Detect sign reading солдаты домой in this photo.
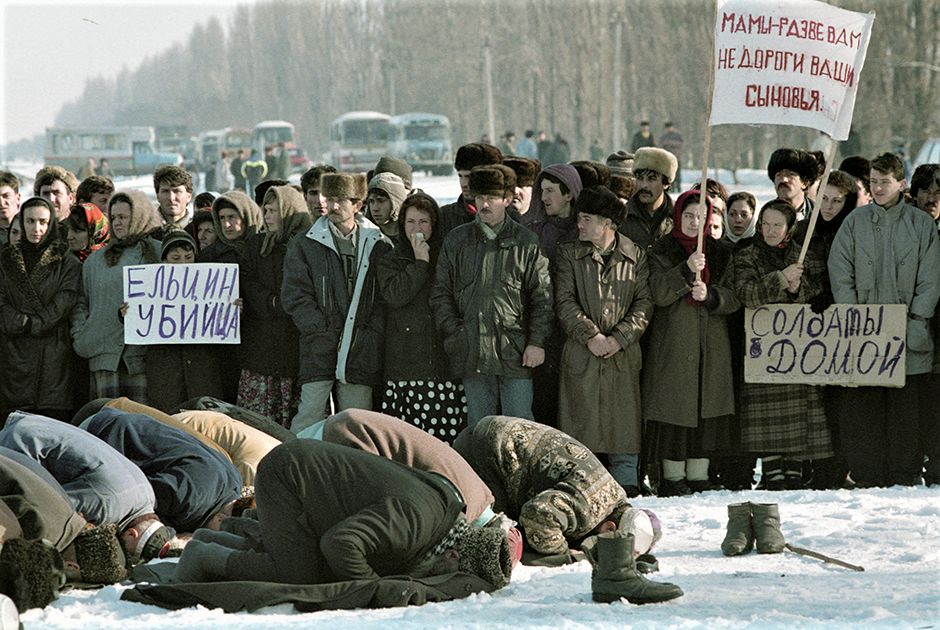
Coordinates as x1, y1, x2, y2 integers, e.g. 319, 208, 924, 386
123, 263, 240, 345
744, 304, 906, 387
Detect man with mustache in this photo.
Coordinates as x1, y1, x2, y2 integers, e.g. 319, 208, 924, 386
616, 147, 678, 250
911, 163, 940, 231
767, 147, 818, 220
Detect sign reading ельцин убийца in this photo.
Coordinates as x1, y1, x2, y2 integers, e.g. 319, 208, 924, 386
744, 304, 906, 387
123, 263, 240, 345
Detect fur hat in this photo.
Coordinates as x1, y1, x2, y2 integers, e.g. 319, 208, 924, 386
609, 175, 636, 201
0, 538, 65, 611
469, 165, 516, 198
501, 157, 541, 187
368, 172, 409, 216
633, 147, 678, 183
573, 186, 626, 227
606, 150, 635, 177
160, 230, 196, 260
570, 161, 611, 188
767, 148, 818, 183
454, 143, 502, 172
373, 156, 413, 189
73, 524, 129, 585
320, 173, 368, 201
453, 525, 512, 589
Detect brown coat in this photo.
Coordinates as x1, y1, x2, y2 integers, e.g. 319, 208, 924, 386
554, 234, 652, 453
642, 235, 738, 426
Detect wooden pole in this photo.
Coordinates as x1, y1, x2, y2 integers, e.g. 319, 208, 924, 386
695, 0, 720, 276
797, 138, 841, 265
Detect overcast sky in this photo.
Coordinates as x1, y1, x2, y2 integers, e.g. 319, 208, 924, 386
2, 0, 255, 144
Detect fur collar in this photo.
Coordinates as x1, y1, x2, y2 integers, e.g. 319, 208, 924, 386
1, 239, 70, 313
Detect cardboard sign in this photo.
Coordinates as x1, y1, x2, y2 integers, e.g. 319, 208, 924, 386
710, 0, 874, 140
123, 263, 240, 345
744, 304, 906, 387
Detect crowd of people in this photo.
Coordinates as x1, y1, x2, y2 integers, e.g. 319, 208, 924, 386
0, 133, 937, 616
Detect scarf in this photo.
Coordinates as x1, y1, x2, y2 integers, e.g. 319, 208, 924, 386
670, 190, 713, 305
75, 203, 110, 262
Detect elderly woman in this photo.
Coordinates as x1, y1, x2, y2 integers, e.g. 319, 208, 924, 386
71, 190, 162, 402
237, 185, 313, 427
0, 198, 82, 421
376, 192, 467, 444
731, 198, 834, 490
197, 190, 263, 264
643, 190, 739, 496
65, 203, 110, 262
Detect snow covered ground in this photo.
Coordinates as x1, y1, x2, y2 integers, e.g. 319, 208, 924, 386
22, 485, 940, 630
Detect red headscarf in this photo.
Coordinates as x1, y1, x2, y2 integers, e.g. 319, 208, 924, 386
670, 190, 713, 305
74, 203, 111, 261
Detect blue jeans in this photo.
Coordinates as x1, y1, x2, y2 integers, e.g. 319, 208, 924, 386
291, 380, 372, 435
607, 453, 640, 487
462, 375, 533, 430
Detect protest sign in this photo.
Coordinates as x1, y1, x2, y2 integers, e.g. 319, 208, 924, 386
710, 0, 874, 139
123, 263, 240, 345
744, 303, 906, 387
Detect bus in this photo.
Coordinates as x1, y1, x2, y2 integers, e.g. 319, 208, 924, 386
196, 127, 253, 167
388, 113, 453, 176
253, 120, 296, 153
328, 112, 391, 173
44, 126, 182, 176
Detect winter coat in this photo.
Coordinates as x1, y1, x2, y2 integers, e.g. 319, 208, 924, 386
239, 232, 301, 377
173, 409, 281, 486
322, 409, 494, 524
829, 200, 940, 375
437, 195, 525, 239
430, 218, 553, 379
642, 235, 739, 426
376, 230, 449, 382
197, 190, 264, 263
281, 214, 391, 387
145, 343, 224, 414
0, 449, 87, 552
225, 439, 463, 585
0, 412, 156, 530
452, 415, 630, 556
0, 239, 81, 413
82, 406, 241, 533
617, 193, 674, 251
554, 234, 652, 453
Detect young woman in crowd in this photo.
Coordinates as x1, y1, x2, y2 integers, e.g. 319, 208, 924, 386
237, 185, 312, 428
66, 202, 110, 262
731, 198, 834, 490
723, 192, 758, 247
71, 190, 162, 402
643, 190, 739, 496
0, 198, 82, 421
376, 192, 467, 444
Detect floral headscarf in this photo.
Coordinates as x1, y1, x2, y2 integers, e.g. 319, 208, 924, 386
71, 203, 110, 261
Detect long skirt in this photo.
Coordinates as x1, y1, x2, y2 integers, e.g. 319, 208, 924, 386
380, 379, 467, 445
739, 382, 833, 460
237, 369, 300, 429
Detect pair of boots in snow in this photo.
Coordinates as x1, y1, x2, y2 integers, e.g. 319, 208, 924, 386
721, 502, 786, 556
582, 532, 683, 605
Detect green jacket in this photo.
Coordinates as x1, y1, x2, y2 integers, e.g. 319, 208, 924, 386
430, 218, 553, 379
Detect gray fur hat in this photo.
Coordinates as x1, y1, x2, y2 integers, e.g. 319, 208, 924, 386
73, 524, 130, 585
453, 525, 512, 589
633, 147, 678, 183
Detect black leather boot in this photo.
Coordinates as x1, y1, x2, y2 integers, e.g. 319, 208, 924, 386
583, 532, 683, 604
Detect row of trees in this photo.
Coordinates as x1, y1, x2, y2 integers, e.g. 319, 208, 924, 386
45, 0, 940, 170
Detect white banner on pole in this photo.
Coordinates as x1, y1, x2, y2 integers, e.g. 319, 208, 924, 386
123, 263, 240, 345
709, 0, 874, 140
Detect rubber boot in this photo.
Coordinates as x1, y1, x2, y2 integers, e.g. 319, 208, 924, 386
583, 532, 683, 605
751, 503, 786, 554
720, 502, 754, 556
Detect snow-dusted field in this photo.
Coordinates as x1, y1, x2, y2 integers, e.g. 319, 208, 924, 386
22, 484, 940, 630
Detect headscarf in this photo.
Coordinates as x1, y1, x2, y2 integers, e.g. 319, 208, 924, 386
16, 197, 59, 274
70, 203, 110, 262
103, 190, 162, 267
723, 204, 757, 243
670, 189, 713, 305
368, 172, 408, 222
211, 190, 264, 254
260, 185, 312, 257
756, 198, 797, 250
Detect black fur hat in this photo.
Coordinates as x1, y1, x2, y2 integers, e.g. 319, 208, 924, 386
73, 524, 130, 585
502, 157, 541, 187
0, 538, 65, 611
570, 161, 611, 188
573, 186, 627, 228
469, 165, 516, 198
454, 143, 503, 172
767, 148, 818, 183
